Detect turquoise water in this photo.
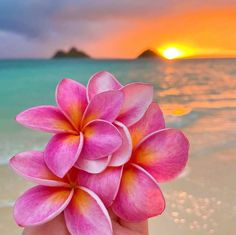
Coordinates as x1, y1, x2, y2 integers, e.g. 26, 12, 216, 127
0, 58, 236, 163
1, 58, 236, 234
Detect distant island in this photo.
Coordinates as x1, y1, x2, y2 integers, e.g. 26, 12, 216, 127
52, 47, 164, 59
137, 49, 163, 59
52, 47, 90, 59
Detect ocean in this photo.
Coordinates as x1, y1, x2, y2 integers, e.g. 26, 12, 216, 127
0, 58, 236, 234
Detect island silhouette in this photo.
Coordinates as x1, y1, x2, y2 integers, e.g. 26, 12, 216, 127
52, 47, 163, 59
53, 47, 90, 59
137, 49, 163, 59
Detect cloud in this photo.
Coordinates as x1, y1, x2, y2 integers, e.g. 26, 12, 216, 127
1, 0, 235, 38
0, 1, 61, 38
0, 0, 235, 58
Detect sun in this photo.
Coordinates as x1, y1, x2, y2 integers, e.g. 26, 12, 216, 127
158, 44, 195, 59
162, 47, 183, 60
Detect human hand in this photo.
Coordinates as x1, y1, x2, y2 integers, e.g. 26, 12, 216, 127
22, 214, 70, 235
22, 210, 148, 235
110, 209, 148, 235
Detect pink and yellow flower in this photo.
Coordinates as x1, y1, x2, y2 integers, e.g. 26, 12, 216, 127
12, 71, 189, 231
10, 151, 112, 235
81, 71, 153, 172
77, 77, 189, 221
16, 72, 154, 176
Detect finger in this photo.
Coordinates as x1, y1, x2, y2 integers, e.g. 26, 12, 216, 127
119, 219, 149, 235
22, 213, 70, 235
108, 207, 119, 221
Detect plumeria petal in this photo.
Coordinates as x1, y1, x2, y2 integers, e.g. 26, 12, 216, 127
56, 78, 87, 129
75, 156, 111, 174
117, 83, 154, 126
64, 187, 112, 235
77, 167, 123, 207
81, 120, 122, 160
87, 71, 122, 101
82, 90, 124, 127
9, 151, 68, 187
16, 105, 76, 134
112, 164, 165, 222
129, 102, 165, 147
45, 132, 84, 178
109, 121, 132, 167
133, 129, 189, 182
14, 186, 73, 226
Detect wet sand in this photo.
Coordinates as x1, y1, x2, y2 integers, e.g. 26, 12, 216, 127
0, 165, 31, 235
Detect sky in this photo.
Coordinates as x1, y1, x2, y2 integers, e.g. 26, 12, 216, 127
0, 0, 236, 59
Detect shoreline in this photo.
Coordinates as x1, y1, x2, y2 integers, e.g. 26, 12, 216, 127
0, 165, 32, 235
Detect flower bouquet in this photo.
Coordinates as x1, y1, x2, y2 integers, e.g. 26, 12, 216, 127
10, 71, 189, 235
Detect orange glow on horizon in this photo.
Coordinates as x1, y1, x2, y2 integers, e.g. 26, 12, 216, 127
81, 7, 236, 59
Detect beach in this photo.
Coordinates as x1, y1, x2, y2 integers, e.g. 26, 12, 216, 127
0, 58, 236, 235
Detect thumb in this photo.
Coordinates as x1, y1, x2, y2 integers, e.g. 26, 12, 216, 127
119, 219, 149, 235
22, 214, 70, 235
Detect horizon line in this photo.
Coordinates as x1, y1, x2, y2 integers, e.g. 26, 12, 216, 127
1, 55, 236, 61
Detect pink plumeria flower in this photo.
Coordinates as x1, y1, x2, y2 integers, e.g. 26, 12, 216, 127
16, 78, 124, 177
78, 102, 190, 221
10, 151, 112, 235
16, 72, 154, 177
80, 71, 154, 173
